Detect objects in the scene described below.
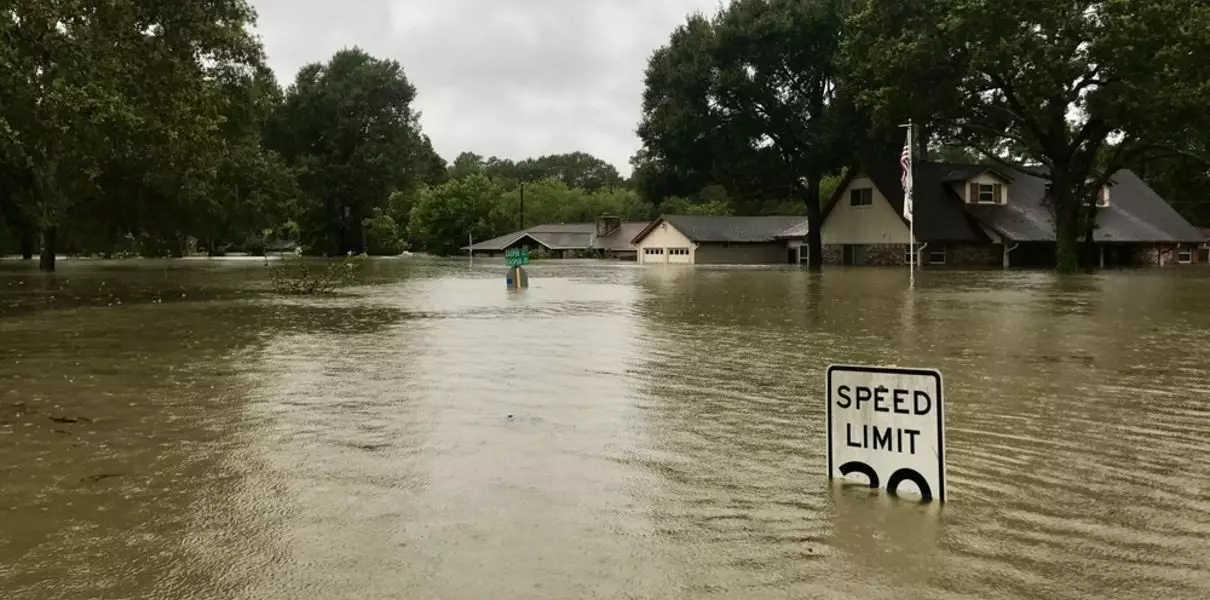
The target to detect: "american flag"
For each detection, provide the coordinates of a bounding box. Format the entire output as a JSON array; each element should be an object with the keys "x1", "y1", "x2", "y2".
[{"x1": 901, "y1": 130, "x2": 914, "y2": 223}]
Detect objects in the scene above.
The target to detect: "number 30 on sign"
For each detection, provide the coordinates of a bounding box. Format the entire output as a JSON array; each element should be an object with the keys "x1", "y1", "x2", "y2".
[{"x1": 826, "y1": 365, "x2": 946, "y2": 502}]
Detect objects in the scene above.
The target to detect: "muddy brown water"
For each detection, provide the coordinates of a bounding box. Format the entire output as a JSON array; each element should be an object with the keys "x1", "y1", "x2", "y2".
[{"x1": 2, "y1": 257, "x2": 1210, "y2": 599}]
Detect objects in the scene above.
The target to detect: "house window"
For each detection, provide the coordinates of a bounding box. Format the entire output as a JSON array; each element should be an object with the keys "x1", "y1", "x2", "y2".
[
  {"x1": 668, "y1": 248, "x2": 690, "y2": 256},
  {"x1": 850, "y1": 188, "x2": 873, "y2": 207},
  {"x1": 1096, "y1": 186, "x2": 1110, "y2": 208},
  {"x1": 929, "y1": 245, "x2": 947, "y2": 265},
  {"x1": 904, "y1": 245, "x2": 918, "y2": 264},
  {"x1": 644, "y1": 247, "x2": 664, "y2": 255},
  {"x1": 1179, "y1": 247, "x2": 1193, "y2": 264},
  {"x1": 977, "y1": 184, "x2": 998, "y2": 204}
]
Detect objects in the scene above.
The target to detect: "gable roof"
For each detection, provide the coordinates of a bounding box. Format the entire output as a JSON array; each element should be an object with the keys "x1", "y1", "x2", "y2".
[
  {"x1": 464, "y1": 221, "x2": 649, "y2": 252},
  {"x1": 833, "y1": 160, "x2": 1202, "y2": 244},
  {"x1": 822, "y1": 162, "x2": 991, "y2": 243},
  {"x1": 632, "y1": 214, "x2": 809, "y2": 244}
]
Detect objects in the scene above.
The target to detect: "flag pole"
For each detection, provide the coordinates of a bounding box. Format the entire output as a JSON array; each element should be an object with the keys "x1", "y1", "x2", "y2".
[
  {"x1": 909, "y1": 120, "x2": 915, "y2": 286},
  {"x1": 901, "y1": 120, "x2": 915, "y2": 286}
]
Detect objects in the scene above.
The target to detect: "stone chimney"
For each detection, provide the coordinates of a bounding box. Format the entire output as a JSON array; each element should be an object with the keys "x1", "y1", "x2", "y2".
[{"x1": 596, "y1": 214, "x2": 621, "y2": 237}]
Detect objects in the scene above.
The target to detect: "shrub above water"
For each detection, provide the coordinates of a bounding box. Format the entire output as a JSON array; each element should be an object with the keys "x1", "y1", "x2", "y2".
[{"x1": 266, "y1": 250, "x2": 366, "y2": 295}]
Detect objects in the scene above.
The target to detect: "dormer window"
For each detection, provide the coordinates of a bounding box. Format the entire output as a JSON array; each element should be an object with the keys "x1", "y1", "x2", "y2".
[
  {"x1": 968, "y1": 181, "x2": 1004, "y2": 204},
  {"x1": 1096, "y1": 185, "x2": 1110, "y2": 208},
  {"x1": 977, "y1": 184, "x2": 997, "y2": 204}
]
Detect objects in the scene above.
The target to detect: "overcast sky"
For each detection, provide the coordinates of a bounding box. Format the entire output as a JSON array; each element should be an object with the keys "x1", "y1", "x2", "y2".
[{"x1": 250, "y1": 0, "x2": 721, "y2": 175}]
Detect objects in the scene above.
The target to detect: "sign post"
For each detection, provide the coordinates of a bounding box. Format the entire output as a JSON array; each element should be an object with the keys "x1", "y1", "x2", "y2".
[
  {"x1": 504, "y1": 248, "x2": 530, "y2": 289},
  {"x1": 826, "y1": 365, "x2": 946, "y2": 502}
]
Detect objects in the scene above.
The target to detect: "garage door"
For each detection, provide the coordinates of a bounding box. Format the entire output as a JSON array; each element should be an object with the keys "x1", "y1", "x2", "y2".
[
  {"x1": 642, "y1": 247, "x2": 665, "y2": 264},
  {"x1": 667, "y1": 247, "x2": 692, "y2": 264}
]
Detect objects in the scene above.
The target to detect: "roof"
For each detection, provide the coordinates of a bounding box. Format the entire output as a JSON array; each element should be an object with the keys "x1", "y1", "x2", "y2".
[
  {"x1": 593, "y1": 222, "x2": 648, "y2": 252},
  {"x1": 463, "y1": 221, "x2": 649, "y2": 252},
  {"x1": 836, "y1": 162, "x2": 991, "y2": 243},
  {"x1": 632, "y1": 214, "x2": 809, "y2": 244},
  {"x1": 836, "y1": 160, "x2": 1202, "y2": 244}
]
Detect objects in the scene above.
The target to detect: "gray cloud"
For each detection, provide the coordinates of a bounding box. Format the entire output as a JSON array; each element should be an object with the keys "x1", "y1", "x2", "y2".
[{"x1": 250, "y1": 0, "x2": 722, "y2": 175}]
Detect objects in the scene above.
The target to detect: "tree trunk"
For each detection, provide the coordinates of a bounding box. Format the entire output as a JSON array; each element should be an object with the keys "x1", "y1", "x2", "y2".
[
  {"x1": 38, "y1": 226, "x2": 57, "y2": 272},
  {"x1": 19, "y1": 231, "x2": 34, "y2": 260},
  {"x1": 1053, "y1": 186, "x2": 1080, "y2": 273},
  {"x1": 802, "y1": 171, "x2": 823, "y2": 272}
]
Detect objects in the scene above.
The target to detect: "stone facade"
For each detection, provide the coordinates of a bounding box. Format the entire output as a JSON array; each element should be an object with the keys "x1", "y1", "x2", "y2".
[
  {"x1": 865, "y1": 244, "x2": 908, "y2": 266},
  {"x1": 944, "y1": 243, "x2": 1003, "y2": 267},
  {"x1": 822, "y1": 245, "x2": 843, "y2": 265},
  {"x1": 1138, "y1": 244, "x2": 1198, "y2": 266}
]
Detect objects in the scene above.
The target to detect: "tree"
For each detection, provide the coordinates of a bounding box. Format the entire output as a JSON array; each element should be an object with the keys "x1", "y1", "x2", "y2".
[
  {"x1": 448, "y1": 151, "x2": 486, "y2": 180},
  {"x1": 1, "y1": 0, "x2": 266, "y2": 270},
  {"x1": 637, "y1": 0, "x2": 850, "y2": 269},
  {"x1": 846, "y1": 0, "x2": 1210, "y2": 271},
  {"x1": 407, "y1": 174, "x2": 508, "y2": 256},
  {"x1": 269, "y1": 48, "x2": 425, "y2": 255}
]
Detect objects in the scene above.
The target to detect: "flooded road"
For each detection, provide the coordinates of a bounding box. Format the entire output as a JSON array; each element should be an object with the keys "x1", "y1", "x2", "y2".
[{"x1": 3, "y1": 258, "x2": 1210, "y2": 599}]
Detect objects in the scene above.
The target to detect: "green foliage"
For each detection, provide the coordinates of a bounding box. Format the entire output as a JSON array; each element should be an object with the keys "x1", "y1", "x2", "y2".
[
  {"x1": 268, "y1": 48, "x2": 426, "y2": 256},
  {"x1": 408, "y1": 174, "x2": 509, "y2": 256},
  {"x1": 0, "y1": 0, "x2": 276, "y2": 269},
  {"x1": 266, "y1": 251, "x2": 366, "y2": 295},
  {"x1": 362, "y1": 209, "x2": 407, "y2": 256}
]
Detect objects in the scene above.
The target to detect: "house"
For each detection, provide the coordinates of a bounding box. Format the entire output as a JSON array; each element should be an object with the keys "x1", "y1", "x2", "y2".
[
  {"x1": 819, "y1": 161, "x2": 1204, "y2": 267},
  {"x1": 463, "y1": 215, "x2": 649, "y2": 260},
  {"x1": 630, "y1": 214, "x2": 809, "y2": 265}
]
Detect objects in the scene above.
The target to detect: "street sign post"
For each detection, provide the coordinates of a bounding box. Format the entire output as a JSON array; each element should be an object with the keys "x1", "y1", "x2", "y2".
[
  {"x1": 504, "y1": 248, "x2": 530, "y2": 289},
  {"x1": 826, "y1": 365, "x2": 946, "y2": 502},
  {"x1": 504, "y1": 248, "x2": 530, "y2": 267}
]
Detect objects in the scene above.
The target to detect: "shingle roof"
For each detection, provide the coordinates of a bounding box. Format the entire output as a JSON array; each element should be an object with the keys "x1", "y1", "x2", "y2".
[
  {"x1": 632, "y1": 214, "x2": 809, "y2": 244},
  {"x1": 847, "y1": 162, "x2": 991, "y2": 243},
  {"x1": 958, "y1": 165, "x2": 1201, "y2": 243},
  {"x1": 846, "y1": 161, "x2": 1201, "y2": 244},
  {"x1": 593, "y1": 222, "x2": 649, "y2": 252}
]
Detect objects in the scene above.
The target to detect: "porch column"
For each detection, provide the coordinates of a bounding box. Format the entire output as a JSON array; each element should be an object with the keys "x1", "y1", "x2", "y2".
[{"x1": 1099, "y1": 245, "x2": 1105, "y2": 269}]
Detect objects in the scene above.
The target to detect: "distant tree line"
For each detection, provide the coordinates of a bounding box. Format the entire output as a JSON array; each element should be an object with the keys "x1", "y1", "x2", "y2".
[
  {"x1": 3, "y1": 1, "x2": 1209, "y2": 272},
  {"x1": 633, "y1": 0, "x2": 1210, "y2": 271}
]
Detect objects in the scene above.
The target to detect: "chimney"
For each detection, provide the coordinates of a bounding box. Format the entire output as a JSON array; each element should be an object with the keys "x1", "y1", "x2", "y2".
[{"x1": 596, "y1": 214, "x2": 621, "y2": 237}]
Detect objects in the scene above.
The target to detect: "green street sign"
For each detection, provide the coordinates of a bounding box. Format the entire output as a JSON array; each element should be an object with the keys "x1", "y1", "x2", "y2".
[{"x1": 504, "y1": 248, "x2": 530, "y2": 266}]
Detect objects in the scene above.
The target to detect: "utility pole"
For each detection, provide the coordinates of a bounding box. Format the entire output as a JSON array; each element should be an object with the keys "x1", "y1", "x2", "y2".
[{"x1": 519, "y1": 182, "x2": 525, "y2": 231}]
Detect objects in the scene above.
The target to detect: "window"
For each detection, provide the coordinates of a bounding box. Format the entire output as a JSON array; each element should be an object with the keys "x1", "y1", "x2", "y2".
[
  {"x1": 929, "y1": 245, "x2": 947, "y2": 265},
  {"x1": 904, "y1": 245, "x2": 917, "y2": 264},
  {"x1": 977, "y1": 184, "x2": 998, "y2": 204},
  {"x1": 1179, "y1": 247, "x2": 1193, "y2": 264},
  {"x1": 1096, "y1": 186, "x2": 1110, "y2": 208},
  {"x1": 668, "y1": 248, "x2": 690, "y2": 256},
  {"x1": 644, "y1": 247, "x2": 664, "y2": 255},
  {"x1": 850, "y1": 188, "x2": 873, "y2": 207}
]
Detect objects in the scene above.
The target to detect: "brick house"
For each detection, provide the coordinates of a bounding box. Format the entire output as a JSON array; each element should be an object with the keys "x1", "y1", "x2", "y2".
[{"x1": 820, "y1": 161, "x2": 1204, "y2": 267}]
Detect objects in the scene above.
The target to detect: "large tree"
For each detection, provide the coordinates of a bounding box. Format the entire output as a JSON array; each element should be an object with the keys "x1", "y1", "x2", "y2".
[
  {"x1": 0, "y1": 0, "x2": 265, "y2": 270},
  {"x1": 846, "y1": 0, "x2": 1210, "y2": 271},
  {"x1": 637, "y1": 0, "x2": 850, "y2": 268},
  {"x1": 269, "y1": 48, "x2": 427, "y2": 255}
]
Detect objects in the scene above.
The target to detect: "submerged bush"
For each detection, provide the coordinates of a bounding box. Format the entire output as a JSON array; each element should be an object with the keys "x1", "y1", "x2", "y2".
[{"x1": 266, "y1": 250, "x2": 366, "y2": 295}]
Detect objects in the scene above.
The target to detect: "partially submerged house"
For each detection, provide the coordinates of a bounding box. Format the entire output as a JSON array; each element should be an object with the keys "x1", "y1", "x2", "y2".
[
  {"x1": 464, "y1": 215, "x2": 649, "y2": 260},
  {"x1": 630, "y1": 215, "x2": 809, "y2": 265},
  {"x1": 820, "y1": 161, "x2": 1203, "y2": 267}
]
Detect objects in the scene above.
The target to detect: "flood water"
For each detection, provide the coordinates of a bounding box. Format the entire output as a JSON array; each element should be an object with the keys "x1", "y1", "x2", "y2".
[{"x1": 3, "y1": 257, "x2": 1210, "y2": 599}]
